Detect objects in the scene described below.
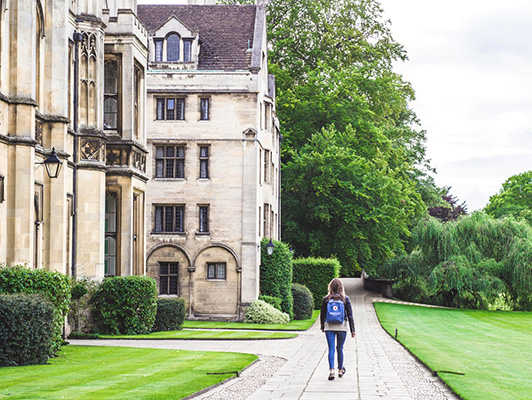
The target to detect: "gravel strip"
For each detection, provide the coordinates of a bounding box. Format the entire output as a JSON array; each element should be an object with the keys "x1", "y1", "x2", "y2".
[
  {"x1": 192, "y1": 355, "x2": 287, "y2": 400},
  {"x1": 365, "y1": 296, "x2": 460, "y2": 400}
]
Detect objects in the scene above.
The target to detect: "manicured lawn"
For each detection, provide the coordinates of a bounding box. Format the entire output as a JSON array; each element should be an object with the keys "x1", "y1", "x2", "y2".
[
  {"x1": 0, "y1": 345, "x2": 257, "y2": 400},
  {"x1": 99, "y1": 330, "x2": 297, "y2": 340},
  {"x1": 374, "y1": 303, "x2": 532, "y2": 400},
  {"x1": 182, "y1": 310, "x2": 320, "y2": 331}
]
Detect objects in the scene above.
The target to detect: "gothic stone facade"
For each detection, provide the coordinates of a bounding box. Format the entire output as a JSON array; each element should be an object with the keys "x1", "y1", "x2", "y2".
[
  {"x1": 138, "y1": 3, "x2": 280, "y2": 319},
  {"x1": 0, "y1": 0, "x2": 278, "y2": 320},
  {"x1": 0, "y1": 0, "x2": 148, "y2": 279}
]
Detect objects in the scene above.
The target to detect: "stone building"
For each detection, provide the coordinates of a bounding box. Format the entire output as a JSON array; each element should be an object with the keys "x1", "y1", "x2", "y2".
[
  {"x1": 138, "y1": 1, "x2": 280, "y2": 319},
  {"x1": 0, "y1": 0, "x2": 148, "y2": 279},
  {"x1": 0, "y1": 0, "x2": 279, "y2": 320}
]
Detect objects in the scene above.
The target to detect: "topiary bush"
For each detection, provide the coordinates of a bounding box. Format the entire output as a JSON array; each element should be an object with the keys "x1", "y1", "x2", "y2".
[
  {"x1": 0, "y1": 265, "x2": 71, "y2": 353},
  {"x1": 90, "y1": 276, "x2": 157, "y2": 335},
  {"x1": 258, "y1": 295, "x2": 282, "y2": 311},
  {"x1": 0, "y1": 293, "x2": 55, "y2": 366},
  {"x1": 244, "y1": 300, "x2": 290, "y2": 324},
  {"x1": 153, "y1": 298, "x2": 186, "y2": 332},
  {"x1": 260, "y1": 238, "x2": 293, "y2": 319},
  {"x1": 291, "y1": 283, "x2": 314, "y2": 320},
  {"x1": 292, "y1": 257, "x2": 340, "y2": 309}
]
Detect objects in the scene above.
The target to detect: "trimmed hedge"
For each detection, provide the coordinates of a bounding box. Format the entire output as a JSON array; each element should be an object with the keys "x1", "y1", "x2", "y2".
[
  {"x1": 291, "y1": 283, "x2": 314, "y2": 320},
  {"x1": 0, "y1": 293, "x2": 55, "y2": 366},
  {"x1": 0, "y1": 265, "x2": 72, "y2": 353},
  {"x1": 260, "y1": 238, "x2": 293, "y2": 319},
  {"x1": 244, "y1": 300, "x2": 290, "y2": 324},
  {"x1": 153, "y1": 298, "x2": 186, "y2": 332},
  {"x1": 90, "y1": 276, "x2": 157, "y2": 335},
  {"x1": 258, "y1": 295, "x2": 282, "y2": 311},
  {"x1": 292, "y1": 257, "x2": 341, "y2": 309}
]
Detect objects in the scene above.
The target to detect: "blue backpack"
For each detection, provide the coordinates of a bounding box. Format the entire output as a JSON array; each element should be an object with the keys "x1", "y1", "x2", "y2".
[{"x1": 326, "y1": 296, "x2": 345, "y2": 324}]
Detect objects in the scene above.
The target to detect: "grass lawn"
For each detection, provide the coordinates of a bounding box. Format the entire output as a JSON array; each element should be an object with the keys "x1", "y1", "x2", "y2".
[
  {"x1": 374, "y1": 302, "x2": 532, "y2": 400},
  {"x1": 0, "y1": 345, "x2": 257, "y2": 400},
  {"x1": 99, "y1": 330, "x2": 297, "y2": 340},
  {"x1": 182, "y1": 309, "x2": 320, "y2": 331}
]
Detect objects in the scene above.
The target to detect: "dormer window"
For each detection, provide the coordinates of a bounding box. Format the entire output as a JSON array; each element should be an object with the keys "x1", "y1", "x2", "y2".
[
  {"x1": 151, "y1": 32, "x2": 196, "y2": 64},
  {"x1": 167, "y1": 34, "x2": 180, "y2": 61}
]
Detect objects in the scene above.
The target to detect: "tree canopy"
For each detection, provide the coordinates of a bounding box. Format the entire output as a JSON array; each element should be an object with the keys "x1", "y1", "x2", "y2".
[
  {"x1": 282, "y1": 124, "x2": 425, "y2": 274},
  {"x1": 225, "y1": 0, "x2": 434, "y2": 273},
  {"x1": 484, "y1": 171, "x2": 532, "y2": 224}
]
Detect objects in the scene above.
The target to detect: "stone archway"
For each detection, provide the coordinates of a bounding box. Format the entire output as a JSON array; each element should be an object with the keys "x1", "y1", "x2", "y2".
[
  {"x1": 192, "y1": 244, "x2": 240, "y2": 317},
  {"x1": 146, "y1": 244, "x2": 192, "y2": 298}
]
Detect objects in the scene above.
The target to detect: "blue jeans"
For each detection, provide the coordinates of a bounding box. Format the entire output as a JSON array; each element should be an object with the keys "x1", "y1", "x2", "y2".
[{"x1": 325, "y1": 330, "x2": 347, "y2": 370}]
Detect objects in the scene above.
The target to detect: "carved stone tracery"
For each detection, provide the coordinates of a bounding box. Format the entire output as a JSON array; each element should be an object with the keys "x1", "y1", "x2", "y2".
[
  {"x1": 106, "y1": 144, "x2": 147, "y2": 173},
  {"x1": 80, "y1": 138, "x2": 103, "y2": 161}
]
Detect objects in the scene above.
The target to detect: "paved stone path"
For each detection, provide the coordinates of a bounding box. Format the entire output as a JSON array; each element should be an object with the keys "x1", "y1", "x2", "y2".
[{"x1": 71, "y1": 278, "x2": 460, "y2": 399}]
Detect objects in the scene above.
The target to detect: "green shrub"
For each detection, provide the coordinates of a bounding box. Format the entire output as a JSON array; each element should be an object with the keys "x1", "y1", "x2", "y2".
[
  {"x1": 90, "y1": 276, "x2": 157, "y2": 335},
  {"x1": 0, "y1": 293, "x2": 55, "y2": 366},
  {"x1": 258, "y1": 295, "x2": 282, "y2": 311},
  {"x1": 0, "y1": 265, "x2": 71, "y2": 353},
  {"x1": 292, "y1": 257, "x2": 340, "y2": 309},
  {"x1": 260, "y1": 239, "x2": 293, "y2": 319},
  {"x1": 71, "y1": 283, "x2": 88, "y2": 300},
  {"x1": 244, "y1": 300, "x2": 290, "y2": 324},
  {"x1": 291, "y1": 284, "x2": 314, "y2": 320},
  {"x1": 153, "y1": 298, "x2": 186, "y2": 332}
]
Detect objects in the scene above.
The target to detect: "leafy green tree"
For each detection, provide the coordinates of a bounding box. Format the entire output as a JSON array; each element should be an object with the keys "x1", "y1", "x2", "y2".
[
  {"x1": 225, "y1": 0, "x2": 432, "y2": 273},
  {"x1": 283, "y1": 124, "x2": 424, "y2": 275},
  {"x1": 485, "y1": 171, "x2": 532, "y2": 224}
]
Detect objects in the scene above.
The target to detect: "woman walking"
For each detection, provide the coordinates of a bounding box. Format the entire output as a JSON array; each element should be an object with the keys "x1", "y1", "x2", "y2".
[{"x1": 320, "y1": 278, "x2": 355, "y2": 380}]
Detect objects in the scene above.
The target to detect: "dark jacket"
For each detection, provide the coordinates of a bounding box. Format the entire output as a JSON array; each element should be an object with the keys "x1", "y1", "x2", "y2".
[{"x1": 320, "y1": 295, "x2": 355, "y2": 333}]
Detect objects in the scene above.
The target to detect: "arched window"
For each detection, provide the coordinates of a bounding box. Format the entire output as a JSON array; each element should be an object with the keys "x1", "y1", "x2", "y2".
[{"x1": 166, "y1": 34, "x2": 180, "y2": 62}]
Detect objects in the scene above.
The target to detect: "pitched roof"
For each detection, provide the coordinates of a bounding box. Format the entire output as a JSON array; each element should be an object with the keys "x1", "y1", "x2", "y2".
[{"x1": 137, "y1": 5, "x2": 257, "y2": 71}]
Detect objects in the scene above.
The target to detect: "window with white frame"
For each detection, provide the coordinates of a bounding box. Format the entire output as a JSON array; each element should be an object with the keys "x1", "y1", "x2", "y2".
[
  {"x1": 156, "y1": 97, "x2": 185, "y2": 120},
  {"x1": 207, "y1": 262, "x2": 226, "y2": 280}
]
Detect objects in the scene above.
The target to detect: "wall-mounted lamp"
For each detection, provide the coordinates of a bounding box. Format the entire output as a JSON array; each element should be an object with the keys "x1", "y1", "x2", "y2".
[
  {"x1": 37, "y1": 148, "x2": 63, "y2": 179},
  {"x1": 266, "y1": 239, "x2": 275, "y2": 256}
]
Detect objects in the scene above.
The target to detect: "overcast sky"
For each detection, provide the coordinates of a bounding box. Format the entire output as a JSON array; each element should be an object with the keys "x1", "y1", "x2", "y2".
[
  {"x1": 378, "y1": 0, "x2": 532, "y2": 210},
  {"x1": 139, "y1": 0, "x2": 532, "y2": 210}
]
